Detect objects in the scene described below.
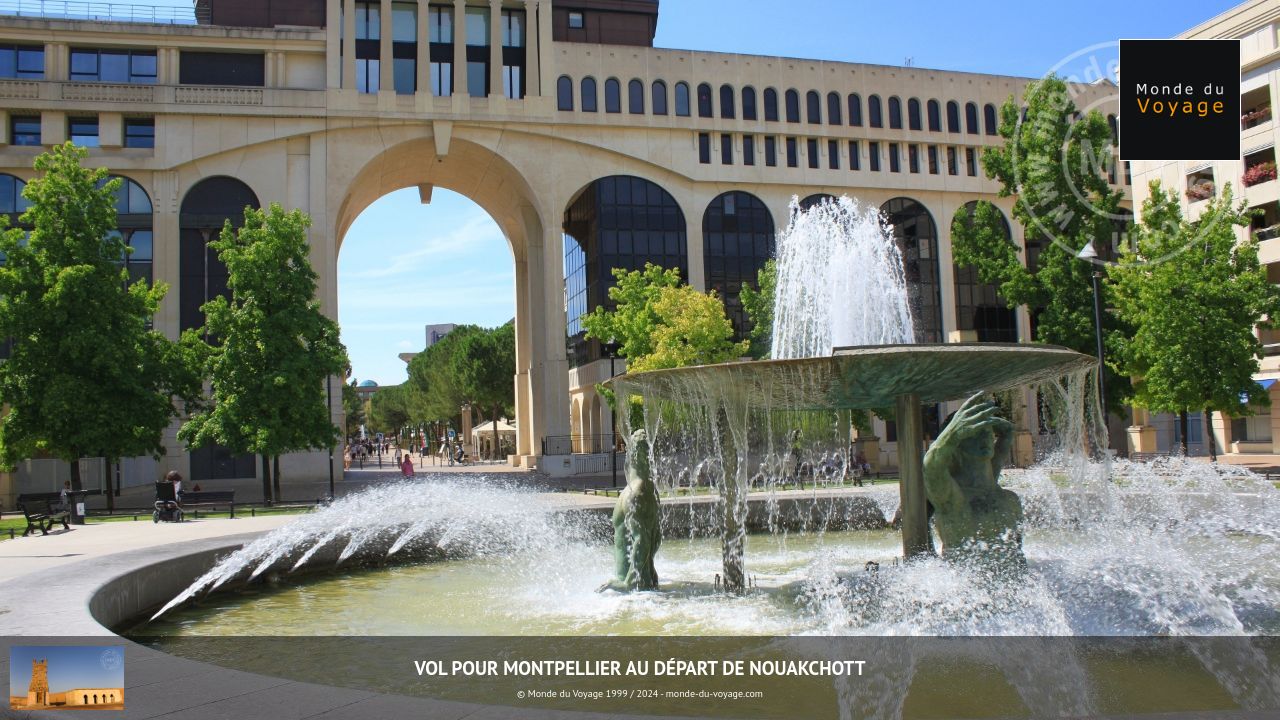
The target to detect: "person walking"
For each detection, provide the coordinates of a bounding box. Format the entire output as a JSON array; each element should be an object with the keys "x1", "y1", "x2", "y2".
[
  {"x1": 342, "y1": 445, "x2": 352, "y2": 471},
  {"x1": 400, "y1": 453, "x2": 414, "y2": 478}
]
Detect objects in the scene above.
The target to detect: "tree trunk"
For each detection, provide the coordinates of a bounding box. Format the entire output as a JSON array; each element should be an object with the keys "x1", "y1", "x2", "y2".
[
  {"x1": 1204, "y1": 408, "x2": 1218, "y2": 462},
  {"x1": 261, "y1": 454, "x2": 273, "y2": 505},
  {"x1": 103, "y1": 459, "x2": 116, "y2": 512},
  {"x1": 1178, "y1": 410, "x2": 1190, "y2": 456},
  {"x1": 493, "y1": 403, "x2": 501, "y2": 463},
  {"x1": 273, "y1": 455, "x2": 281, "y2": 500},
  {"x1": 69, "y1": 456, "x2": 82, "y2": 491}
]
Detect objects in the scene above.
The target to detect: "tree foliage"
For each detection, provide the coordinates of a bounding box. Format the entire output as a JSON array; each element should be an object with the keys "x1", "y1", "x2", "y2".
[
  {"x1": 179, "y1": 203, "x2": 348, "y2": 500},
  {"x1": 367, "y1": 383, "x2": 412, "y2": 435},
  {"x1": 405, "y1": 322, "x2": 515, "y2": 437},
  {"x1": 740, "y1": 259, "x2": 776, "y2": 359},
  {"x1": 0, "y1": 144, "x2": 200, "y2": 492},
  {"x1": 343, "y1": 380, "x2": 365, "y2": 436},
  {"x1": 950, "y1": 74, "x2": 1131, "y2": 412},
  {"x1": 1110, "y1": 182, "x2": 1280, "y2": 457}
]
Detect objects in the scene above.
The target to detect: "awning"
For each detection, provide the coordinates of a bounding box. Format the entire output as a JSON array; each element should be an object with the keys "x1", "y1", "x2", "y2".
[{"x1": 1259, "y1": 379, "x2": 1277, "y2": 390}]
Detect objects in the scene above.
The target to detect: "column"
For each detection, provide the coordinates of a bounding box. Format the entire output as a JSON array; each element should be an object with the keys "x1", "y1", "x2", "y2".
[
  {"x1": 416, "y1": 0, "x2": 430, "y2": 95},
  {"x1": 488, "y1": 0, "x2": 502, "y2": 98},
  {"x1": 896, "y1": 393, "x2": 932, "y2": 559},
  {"x1": 452, "y1": 0, "x2": 468, "y2": 97},
  {"x1": 536, "y1": 0, "x2": 551, "y2": 101},
  {"x1": 523, "y1": 0, "x2": 539, "y2": 97},
  {"x1": 379, "y1": 0, "x2": 394, "y2": 93},
  {"x1": 326, "y1": 0, "x2": 341, "y2": 88},
  {"x1": 686, "y1": 194, "x2": 706, "y2": 291},
  {"x1": 45, "y1": 43, "x2": 68, "y2": 81},
  {"x1": 342, "y1": 0, "x2": 356, "y2": 89}
]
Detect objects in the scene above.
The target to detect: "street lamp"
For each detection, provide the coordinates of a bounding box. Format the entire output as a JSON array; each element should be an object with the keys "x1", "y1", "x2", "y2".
[
  {"x1": 1076, "y1": 241, "x2": 1107, "y2": 414},
  {"x1": 604, "y1": 338, "x2": 622, "y2": 488}
]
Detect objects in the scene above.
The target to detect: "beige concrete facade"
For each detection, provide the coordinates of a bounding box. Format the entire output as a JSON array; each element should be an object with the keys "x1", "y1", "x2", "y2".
[
  {"x1": 0, "y1": 1, "x2": 1122, "y2": 499},
  {"x1": 1128, "y1": 0, "x2": 1280, "y2": 457}
]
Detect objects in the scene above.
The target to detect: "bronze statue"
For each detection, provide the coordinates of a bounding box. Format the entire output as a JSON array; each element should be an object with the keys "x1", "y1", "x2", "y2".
[
  {"x1": 922, "y1": 393, "x2": 1025, "y2": 567},
  {"x1": 601, "y1": 428, "x2": 661, "y2": 591}
]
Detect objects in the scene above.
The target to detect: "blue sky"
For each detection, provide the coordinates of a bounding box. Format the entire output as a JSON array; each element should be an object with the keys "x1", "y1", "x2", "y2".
[
  {"x1": 10, "y1": 646, "x2": 124, "y2": 693},
  {"x1": 143, "y1": 0, "x2": 1243, "y2": 384}
]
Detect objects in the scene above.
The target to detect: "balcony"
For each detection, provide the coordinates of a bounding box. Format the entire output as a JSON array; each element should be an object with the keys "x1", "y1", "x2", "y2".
[
  {"x1": 1242, "y1": 105, "x2": 1272, "y2": 130},
  {"x1": 0, "y1": 0, "x2": 205, "y2": 25},
  {"x1": 0, "y1": 79, "x2": 325, "y2": 111}
]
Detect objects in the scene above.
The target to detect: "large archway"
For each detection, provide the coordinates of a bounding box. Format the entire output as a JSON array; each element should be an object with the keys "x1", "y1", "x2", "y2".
[
  {"x1": 703, "y1": 191, "x2": 774, "y2": 340},
  {"x1": 952, "y1": 201, "x2": 1017, "y2": 342},
  {"x1": 881, "y1": 197, "x2": 942, "y2": 343}
]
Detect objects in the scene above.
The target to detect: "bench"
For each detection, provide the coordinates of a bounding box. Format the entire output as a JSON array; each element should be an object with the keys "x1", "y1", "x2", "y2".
[
  {"x1": 18, "y1": 496, "x2": 70, "y2": 537},
  {"x1": 179, "y1": 490, "x2": 237, "y2": 519},
  {"x1": 1130, "y1": 452, "x2": 1171, "y2": 463}
]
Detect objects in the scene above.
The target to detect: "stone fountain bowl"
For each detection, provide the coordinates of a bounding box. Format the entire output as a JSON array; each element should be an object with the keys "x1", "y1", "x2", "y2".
[{"x1": 609, "y1": 343, "x2": 1097, "y2": 409}]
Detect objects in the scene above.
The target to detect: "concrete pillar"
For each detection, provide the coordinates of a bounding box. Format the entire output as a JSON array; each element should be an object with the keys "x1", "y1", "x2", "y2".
[
  {"x1": 685, "y1": 193, "x2": 706, "y2": 291},
  {"x1": 342, "y1": 0, "x2": 356, "y2": 90},
  {"x1": 379, "y1": 0, "x2": 394, "y2": 93},
  {"x1": 326, "y1": 0, "x2": 341, "y2": 88},
  {"x1": 44, "y1": 43, "x2": 67, "y2": 81},
  {"x1": 536, "y1": 0, "x2": 552, "y2": 99},
  {"x1": 896, "y1": 393, "x2": 932, "y2": 559},
  {"x1": 936, "y1": 202, "x2": 958, "y2": 339},
  {"x1": 452, "y1": 0, "x2": 468, "y2": 97},
  {"x1": 523, "y1": 0, "x2": 539, "y2": 97},
  {"x1": 488, "y1": 0, "x2": 502, "y2": 98},
  {"x1": 513, "y1": 255, "x2": 533, "y2": 459},
  {"x1": 525, "y1": 204, "x2": 571, "y2": 460},
  {"x1": 416, "y1": 0, "x2": 430, "y2": 95}
]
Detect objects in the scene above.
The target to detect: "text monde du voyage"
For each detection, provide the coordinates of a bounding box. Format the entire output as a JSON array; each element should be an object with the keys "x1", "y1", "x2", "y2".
[{"x1": 1133, "y1": 82, "x2": 1230, "y2": 118}]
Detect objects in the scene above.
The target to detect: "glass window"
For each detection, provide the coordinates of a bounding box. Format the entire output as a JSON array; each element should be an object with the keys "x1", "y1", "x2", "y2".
[
  {"x1": 927, "y1": 144, "x2": 938, "y2": 174},
  {"x1": 697, "y1": 83, "x2": 713, "y2": 118},
  {"x1": 965, "y1": 102, "x2": 979, "y2": 134},
  {"x1": 605, "y1": 78, "x2": 621, "y2": 113},
  {"x1": 674, "y1": 81, "x2": 689, "y2": 116},
  {"x1": 889, "y1": 143, "x2": 900, "y2": 172},
  {"x1": 429, "y1": 7, "x2": 453, "y2": 43},
  {"x1": 765, "y1": 136, "x2": 777, "y2": 166},
  {"x1": 651, "y1": 81, "x2": 667, "y2": 115},
  {"x1": 743, "y1": 136, "x2": 755, "y2": 166},
  {"x1": 785, "y1": 89, "x2": 800, "y2": 123},
  {"x1": 764, "y1": 88, "x2": 778, "y2": 122},
  {"x1": 698, "y1": 133, "x2": 710, "y2": 164},
  {"x1": 430, "y1": 61, "x2": 452, "y2": 96},
  {"x1": 888, "y1": 96, "x2": 902, "y2": 129},
  {"x1": 10, "y1": 116, "x2": 40, "y2": 146},
  {"x1": 806, "y1": 91, "x2": 820, "y2": 124},
  {"x1": 868, "y1": 95, "x2": 882, "y2": 128},
  {"x1": 848, "y1": 93, "x2": 862, "y2": 126},
  {"x1": 984, "y1": 104, "x2": 999, "y2": 135},
  {"x1": 742, "y1": 87, "x2": 757, "y2": 121},
  {"x1": 966, "y1": 147, "x2": 977, "y2": 176},
  {"x1": 0, "y1": 174, "x2": 29, "y2": 215},
  {"x1": 392, "y1": 2, "x2": 416, "y2": 42},
  {"x1": 881, "y1": 197, "x2": 942, "y2": 343},
  {"x1": 581, "y1": 77, "x2": 597, "y2": 112},
  {"x1": 702, "y1": 191, "x2": 775, "y2": 340},
  {"x1": 568, "y1": 11, "x2": 584, "y2": 29},
  {"x1": 827, "y1": 92, "x2": 842, "y2": 125},
  {"x1": 465, "y1": 7, "x2": 489, "y2": 45},
  {"x1": 947, "y1": 146, "x2": 958, "y2": 175},
  {"x1": 848, "y1": 140, "x2": 860, "y2": 171},
  {"x1": 807, "y1": 138, "x2": 819, "y2": 168},
  {"x1": 394, "y1": 58, "x2": 416, "y2": 94},
  {"x1": 356, "y1": 58, "x2": 380, "y2": 93},
  {"x1": 868, "y1": 141, "x2": 880, "y2": 171},
  {"x1": 501, "y1": 9, "x2": 524, "y2": 47},
  {"x1": 828, "y1": 139, "x2": 839, "y2": 170},
  {"x1": 927, "y1": 99, "x2": 941, "y2": 131},
  {"x1": 908, "y1": 98, "x2": 922, "y2": 131},
  {"x1": 557, "y1": 75, "x2": 574, "y2": 110},
  {"x1": 946, "y1": 101, "x2": 960, "y2": 132},
  {"x1": 721, "y1": 134, "x2": 733, "y2": 165},
  {"x1": 355, "y1": 1, "x2": 380, "y2": 40},
  {"x1": 628, "y1": 79, "x2": 644, "y2": 114},
  {"x1": 720, "y1": 84, "x2": 735, "y2": 119},
  {"x1": 0, "y1": 45, "x2": 44, "y2": 79},
  {"x1": 786, "y1": 137, "x2": 798, "y2": 167},
  {"x1": 124, "y1": 117, "x2": 155, "y2": 148},
  {"x1": 466, "y1": 61, "x2": 485, "y2": 96},
  {"x1": 99, "y1": 52, "x2": 128, "y2": 82},
  {"x1": 908, "y1": 144, "x2": 919, "y2": 173},
  {"x1": 70, "y1": 49, "x2": 156, "y2": 84},
  {"x1": 69, "y1": 117, "x2": 99, "y2": 148}
]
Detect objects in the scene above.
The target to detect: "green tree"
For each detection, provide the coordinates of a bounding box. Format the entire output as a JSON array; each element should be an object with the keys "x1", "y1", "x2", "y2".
[
  {"x1": 740, "y1": 259, "x2": 776, "y2": 359},
  {"x1": 342, "y1": 380, "x2": 365, "y2": 438},
  {"x1": 368, "y1": 383, "x2": 411, "y2": 436},
  {"x1": 406, "y1": 324, "x2": 484, "y2": 423},
  {"x1": 1110, "y1": 182, "x2": 1280, "y2": 459},
  {"x1": 180, "y1": 204, "x2": 348, "y2": 503},
  {"x1": 951, "y1": 74, "x2": 1132, "y2": 413},
  {"x1": 0, "y1": 144, "x2": 200, "y2": 502},
  {"x1": 450, "y1": 322, "x2": 516, "y2": 460}
]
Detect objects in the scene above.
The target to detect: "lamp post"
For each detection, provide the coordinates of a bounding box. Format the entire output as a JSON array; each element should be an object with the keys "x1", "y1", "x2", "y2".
[
  {"x1": 326, "y1": 374, "x2": 335, "y2": 500},
  {"x1": 1076, "y1": 241, "x2": 1107, "y2": 413},
  {"x1": 604, "y1": 339, "x2": 622, "y2": 487}
]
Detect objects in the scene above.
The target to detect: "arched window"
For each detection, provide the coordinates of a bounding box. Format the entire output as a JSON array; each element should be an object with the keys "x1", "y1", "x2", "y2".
[
  {"x1": 868, "y1": 94, "x2": 883, "y2": 128},
  {"x1": 563, "y1": 175, "x2": 688, "y2": 368},
  {"x1": 965, "y1": 102, "x2": 979, "y2": 134},
  {"x1": 799, "y1": 193, "x2": 837, "y2": 211},
  {"x1": 764, "y1": 88, "x2": 779, "y2": 121},
  {"x1": 827, "y1": 92, "x2": 842, "y2": 125},
  {"x1": 719, "y1": 84, "x2": 735, "y2": 119},
  {"x1": 907, "y1": 98, "x2": 922, "y2": 131},
  {"x1": 927, "y1": 99, "x2": 941, "y2": 131},
  {"x1": 984, "y1": 103, "x2": 999, "y2": 136},
  {"x1": 848, "y1": 93, "x2": 862, "y2": 126},
  {"x1": 106, "y1": 175, "x2": 153, "y2": 286},
  {"x1": 785, "y1": 89, "x2": 800, "y2": 123},
  {"x1": 674, "y1": 81, "x2": 690, "y2": 116},
  {"x1": 703, "y1": 191, "x2": 775, "y2": 340},
  {"x1": 697, "y1": 82, "x2": 713, "y2": 117},
  {"x1": 556, "y1": 75, "x2": 573, "y2": 111},
  {"x1": 946, "y1": 100, "x2": 960, "y2": 132},
  {"x1": 0, "y1": 173, "x2": 30, "y2": 223},
  {"x1": 651, "y1": 80, "x2": 667, "y2": 115},
  {"x1": 627, "y1": 78, "x2": 644, "y2": 114},
  {"x1": 1107, "y1": 113, "x2": 1118, "y2": 146},
  {"x1": 881, "y1": 197, "x2": 941, "y2": 343},
  {"x1": 581, "y1": 77, "x2": 597, "y2": 112},
  {"x1": 604, "y1": 77, "x2": 621, "y2": 113},
  {"x1": 888, "y1": 96, "x2": 902, "y2": 129},
  {"x1": 742, "y1": 86, "x2": 757, "y2": 120},
  {"x1": 806, "y1": 90, "x2": 821, "y2": 124},
  {"x1": 953, "y1": 201, "x2": 1016, "y2": 342}
]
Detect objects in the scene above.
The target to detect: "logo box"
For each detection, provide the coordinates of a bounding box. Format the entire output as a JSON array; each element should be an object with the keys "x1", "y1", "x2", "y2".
[{"x1": 1119, "y1": 39, "x2": 1241, "y2": 161}]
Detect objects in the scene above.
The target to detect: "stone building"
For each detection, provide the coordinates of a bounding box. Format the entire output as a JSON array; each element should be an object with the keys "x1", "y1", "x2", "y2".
[{"x1": 0, "y1": 0, "x2": 1125, "y2": 501}]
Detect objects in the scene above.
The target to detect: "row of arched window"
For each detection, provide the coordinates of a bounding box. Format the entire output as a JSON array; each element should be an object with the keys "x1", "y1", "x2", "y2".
[{"x1": 556, "y1": 76, "x2": 1001, "y2": 135}]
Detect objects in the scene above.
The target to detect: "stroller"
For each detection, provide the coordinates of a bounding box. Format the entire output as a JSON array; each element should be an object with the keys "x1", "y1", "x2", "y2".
[{"x1": 153, "y1": 482, "x2": 184, "y2": 523}]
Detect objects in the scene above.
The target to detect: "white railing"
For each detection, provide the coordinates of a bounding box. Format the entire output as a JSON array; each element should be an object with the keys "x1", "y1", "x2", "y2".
[
  {"x1": 175, "y1": 85, "x2": 264, "y2": 106},
  {"x1": 61, "y1": 81, "x2": 154, "y2": 102},
  {"x1": 0, "y1": 78, "x2": 40, "y2": 99},
  {"x1": 0, "y1": 0, "x2": 205, "y2": 24}
]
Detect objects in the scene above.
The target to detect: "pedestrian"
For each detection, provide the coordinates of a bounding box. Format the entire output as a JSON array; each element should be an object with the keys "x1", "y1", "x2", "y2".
[
  {"x1": 400, "y1": 453, "x2": 414, "y2": 478},
  {"x1": 343, "y1": 446, "x2": 351, "y2": 470},
  {"x1": 393, "y1": 445, "x2": 402, "y2": 464}
]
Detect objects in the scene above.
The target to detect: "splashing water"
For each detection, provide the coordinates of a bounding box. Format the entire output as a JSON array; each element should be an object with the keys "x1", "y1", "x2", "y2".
[{"x1": 772, "y1": 196, "x2": 914, "y2": 359}]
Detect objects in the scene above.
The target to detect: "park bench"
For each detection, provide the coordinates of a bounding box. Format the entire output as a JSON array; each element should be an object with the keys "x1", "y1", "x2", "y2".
[
  {"x1": 180, "y1": 490, "x2": 237, "y2": 519},
  {"x1": 1130, "y1": 452, "x2": 1171, "y2": 463},
  {"x1": 17, "y1": 494, "x2": 70, "y2": 536}
]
